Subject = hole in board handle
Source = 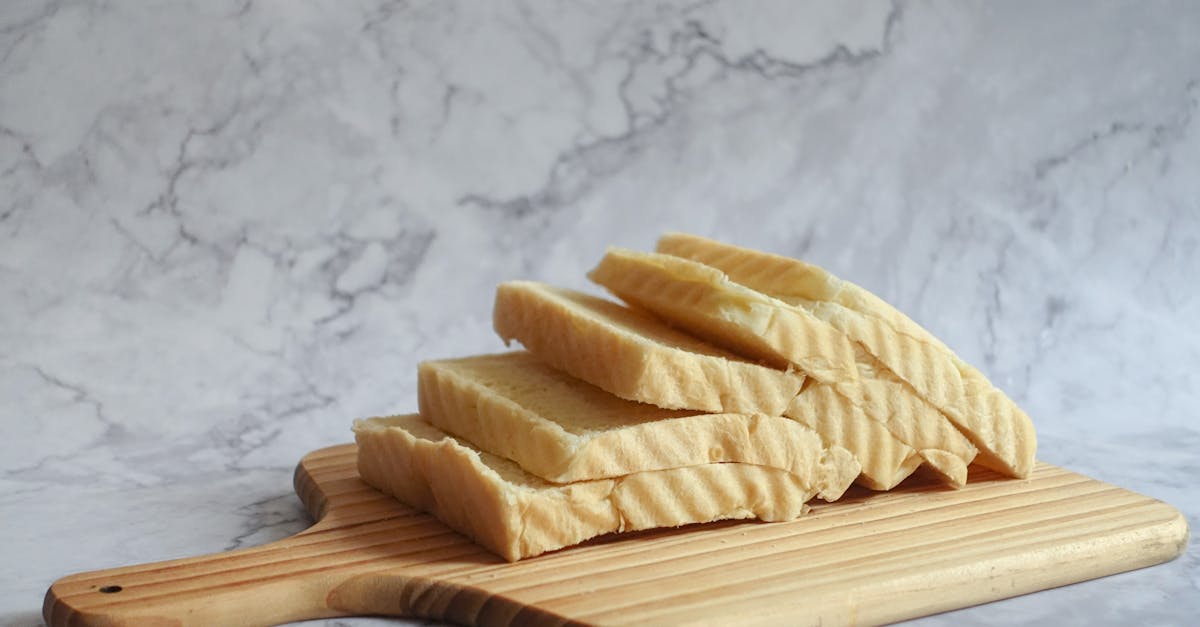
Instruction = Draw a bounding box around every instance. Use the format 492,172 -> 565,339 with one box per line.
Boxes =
99,585 -> 123,594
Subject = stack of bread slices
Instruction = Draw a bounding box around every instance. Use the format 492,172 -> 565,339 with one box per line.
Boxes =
353,233 -> 1037,562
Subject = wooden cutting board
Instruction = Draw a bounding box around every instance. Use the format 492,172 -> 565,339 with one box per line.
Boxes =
44,444 -> 1188,626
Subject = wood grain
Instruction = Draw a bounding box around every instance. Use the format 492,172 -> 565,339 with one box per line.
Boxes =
44,445 -> 1189,627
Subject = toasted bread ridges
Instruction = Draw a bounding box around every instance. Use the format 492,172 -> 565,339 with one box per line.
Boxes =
492,281 -> 805,415
355,415 -> 817,561
785,384 -> 923,490
417,350 -> 859,492
658,232 -> 1036,478
589,248 -> 859,383
418,351 -> 858,497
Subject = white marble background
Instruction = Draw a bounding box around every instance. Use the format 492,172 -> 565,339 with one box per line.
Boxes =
2,1 -> 1197,625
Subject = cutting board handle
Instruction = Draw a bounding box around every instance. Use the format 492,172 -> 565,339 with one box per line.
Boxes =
43,519 -> 346,626
41,448 -> 545,627
44,444 -> 482,624
42,523 -> 553,627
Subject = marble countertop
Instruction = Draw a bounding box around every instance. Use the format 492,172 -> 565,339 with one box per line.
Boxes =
2,1 -> 1196,625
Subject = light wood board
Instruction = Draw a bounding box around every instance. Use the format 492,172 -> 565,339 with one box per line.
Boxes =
44,444 -> 1188,626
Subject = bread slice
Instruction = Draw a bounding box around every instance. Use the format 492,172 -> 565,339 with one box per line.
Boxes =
589,246 -> 976,486
355,415 -> 819,562
493,281 -> 804,415
785,383 -> 923,491
418,351 -> 859,500
657,232 -> 1037,478
588,247 -> 858,383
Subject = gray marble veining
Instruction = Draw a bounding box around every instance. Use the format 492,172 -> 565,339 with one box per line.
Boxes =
1,1 -> 1196,625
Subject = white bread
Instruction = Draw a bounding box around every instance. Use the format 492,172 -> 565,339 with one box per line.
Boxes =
492,281 -> 804,415
657,232 -> 1036,478
354,415 -> 819,562
848,350 -> 978,486
785,383 -> 924,491
589,246 -> 976,486
588,247 -> 858,383
418,351 -> 859,500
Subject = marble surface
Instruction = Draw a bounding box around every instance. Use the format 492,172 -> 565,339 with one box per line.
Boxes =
2,1 -> 1197,625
